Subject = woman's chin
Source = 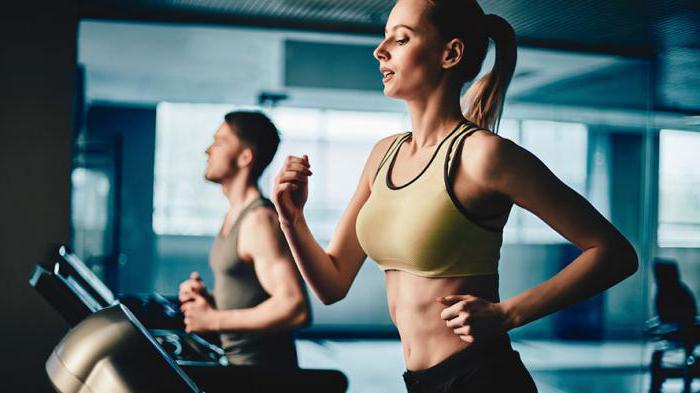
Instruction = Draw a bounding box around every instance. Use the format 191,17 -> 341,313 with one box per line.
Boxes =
382,85 -> 400,99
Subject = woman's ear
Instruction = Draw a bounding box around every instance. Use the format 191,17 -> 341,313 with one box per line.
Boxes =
442,38 -> 464,70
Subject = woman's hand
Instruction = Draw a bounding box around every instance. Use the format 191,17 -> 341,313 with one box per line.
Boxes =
181,293 -> 219,333
437,295 -> 513,345
272,154 -> 313,227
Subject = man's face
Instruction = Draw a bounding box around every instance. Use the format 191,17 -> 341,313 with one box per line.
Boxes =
204,122 -> 245,183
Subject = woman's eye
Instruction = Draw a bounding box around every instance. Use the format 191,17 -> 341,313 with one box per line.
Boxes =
396,38 -> 408,45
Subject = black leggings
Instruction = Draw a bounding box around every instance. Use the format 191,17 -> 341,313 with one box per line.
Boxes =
402,335 -> 538,393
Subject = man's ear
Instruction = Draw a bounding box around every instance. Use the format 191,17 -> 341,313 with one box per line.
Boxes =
442,38 -> 464,70
237,147 -> 254,169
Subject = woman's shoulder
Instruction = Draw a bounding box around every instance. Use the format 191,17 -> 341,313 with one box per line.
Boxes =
377,131 -> 407,147
369,131 -> 407,160
359,132 -> 408,186
464,127 -> 517,154
461,128 -> 523,186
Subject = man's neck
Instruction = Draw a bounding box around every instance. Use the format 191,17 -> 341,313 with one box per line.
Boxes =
221,176 -> 261,210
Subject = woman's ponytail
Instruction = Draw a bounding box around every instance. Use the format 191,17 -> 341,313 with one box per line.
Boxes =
464,14 -> 517,132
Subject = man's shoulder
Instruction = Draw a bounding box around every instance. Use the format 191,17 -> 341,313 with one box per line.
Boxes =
237,202 -> 287,263
240,203 -> 281,234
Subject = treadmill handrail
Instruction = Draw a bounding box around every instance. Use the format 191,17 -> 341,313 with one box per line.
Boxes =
58,245 -> 116,307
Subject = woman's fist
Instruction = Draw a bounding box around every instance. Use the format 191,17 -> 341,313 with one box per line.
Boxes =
272,154 -> 313,227
438,294 -> 511,345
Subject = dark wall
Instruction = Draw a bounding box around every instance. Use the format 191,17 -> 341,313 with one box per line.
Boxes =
0,5 -> 78,391
86,104 -> 157,294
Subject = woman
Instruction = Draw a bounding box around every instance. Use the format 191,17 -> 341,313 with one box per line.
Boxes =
272,0 -> 639,391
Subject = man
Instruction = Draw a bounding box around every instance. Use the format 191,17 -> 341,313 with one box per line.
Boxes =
179,111 -> 309,368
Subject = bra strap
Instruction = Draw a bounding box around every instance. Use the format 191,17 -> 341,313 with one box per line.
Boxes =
373,132 -> 411,185
446,125 -> 482,177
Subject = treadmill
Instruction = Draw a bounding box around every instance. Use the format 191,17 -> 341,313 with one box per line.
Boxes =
29,245 -> 227,366
30,245 -> 348,392
46,303 -> 202,393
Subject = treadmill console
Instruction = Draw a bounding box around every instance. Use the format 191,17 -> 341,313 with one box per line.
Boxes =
29,246 -> 227,366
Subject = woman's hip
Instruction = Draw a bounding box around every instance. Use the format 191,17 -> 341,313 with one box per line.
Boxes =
402,334 -> 537,393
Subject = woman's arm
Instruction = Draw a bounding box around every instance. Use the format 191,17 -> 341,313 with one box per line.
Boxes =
272,135 -> 399,305
440,131 -> 638,342
474,132 -> 638,330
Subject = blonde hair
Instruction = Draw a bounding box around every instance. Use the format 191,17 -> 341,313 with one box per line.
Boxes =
463,14 -> 517,132
426,1 -> 517,132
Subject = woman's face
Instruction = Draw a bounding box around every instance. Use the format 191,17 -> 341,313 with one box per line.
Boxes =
373,0 -> 445,100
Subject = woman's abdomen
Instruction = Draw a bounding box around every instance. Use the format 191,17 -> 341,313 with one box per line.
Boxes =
385,270 -> 500,371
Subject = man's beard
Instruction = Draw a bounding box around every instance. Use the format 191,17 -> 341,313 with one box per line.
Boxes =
205,159 -> 238,184
204,172 -> 223,184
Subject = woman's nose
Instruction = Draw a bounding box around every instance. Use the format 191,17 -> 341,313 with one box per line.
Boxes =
373,40 -> 389,62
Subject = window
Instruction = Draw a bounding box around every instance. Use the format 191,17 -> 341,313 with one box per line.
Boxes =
658,129 -> 700,247
154,104 -> 589,244
153,103 -> 407,240
502,120 -> 589,244
153,103 -> 240,235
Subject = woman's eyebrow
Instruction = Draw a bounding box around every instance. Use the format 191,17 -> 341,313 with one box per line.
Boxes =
385,24 -> 416,34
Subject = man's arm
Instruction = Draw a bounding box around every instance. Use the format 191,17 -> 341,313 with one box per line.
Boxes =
212,207 -> 310,333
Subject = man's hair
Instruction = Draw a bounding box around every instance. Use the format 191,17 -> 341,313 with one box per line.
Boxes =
223,111 -> 280,182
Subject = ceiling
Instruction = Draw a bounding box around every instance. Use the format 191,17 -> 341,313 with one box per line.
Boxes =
80,0 -> 700,114
81,0 -> 698,55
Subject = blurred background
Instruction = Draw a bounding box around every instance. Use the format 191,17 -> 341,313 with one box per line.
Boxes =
2,0 -> 699,392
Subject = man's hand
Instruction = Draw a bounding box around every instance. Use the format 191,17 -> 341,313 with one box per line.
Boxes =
181,293 -> 219,333
178,271 -> 209,304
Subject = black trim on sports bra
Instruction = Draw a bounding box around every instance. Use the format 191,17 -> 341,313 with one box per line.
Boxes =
372,133 -> 410,186
443,128 -> 506,234
386,121 -> 465,190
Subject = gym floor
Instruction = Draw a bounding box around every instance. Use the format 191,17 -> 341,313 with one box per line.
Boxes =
297,339 -> 699,393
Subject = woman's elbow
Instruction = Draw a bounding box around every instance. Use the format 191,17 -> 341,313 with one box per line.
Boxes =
287,297 -> 312,328
313,285 -> 347,305
616,242 -> 639,279
291,308 -> 311,328
318,291 -> 345,306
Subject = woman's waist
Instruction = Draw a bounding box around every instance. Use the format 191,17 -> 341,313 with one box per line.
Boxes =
386,270 -> 499,306
403,333 -> 513,375
396,318 -> 512,370
386,271 -> 500,369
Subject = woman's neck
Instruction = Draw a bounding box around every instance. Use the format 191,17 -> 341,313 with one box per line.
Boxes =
405,85 -> 464,148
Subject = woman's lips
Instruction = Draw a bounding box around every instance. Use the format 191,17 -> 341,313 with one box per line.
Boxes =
381,67 -> 395,83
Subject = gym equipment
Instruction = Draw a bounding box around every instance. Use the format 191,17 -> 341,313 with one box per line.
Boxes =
29,245 -> 227,366
31,245 -> 348,392
47,304 -> 201,393
645,258 -> 699,393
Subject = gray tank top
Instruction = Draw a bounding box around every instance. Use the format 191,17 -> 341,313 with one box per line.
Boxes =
209,196 -> 298,367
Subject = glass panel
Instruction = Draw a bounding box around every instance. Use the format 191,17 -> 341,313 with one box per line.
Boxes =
502,120 -> 589,244
658,129 -> 700,247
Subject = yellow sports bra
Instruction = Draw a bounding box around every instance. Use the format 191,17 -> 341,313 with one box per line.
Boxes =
356,121 -> 503,277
